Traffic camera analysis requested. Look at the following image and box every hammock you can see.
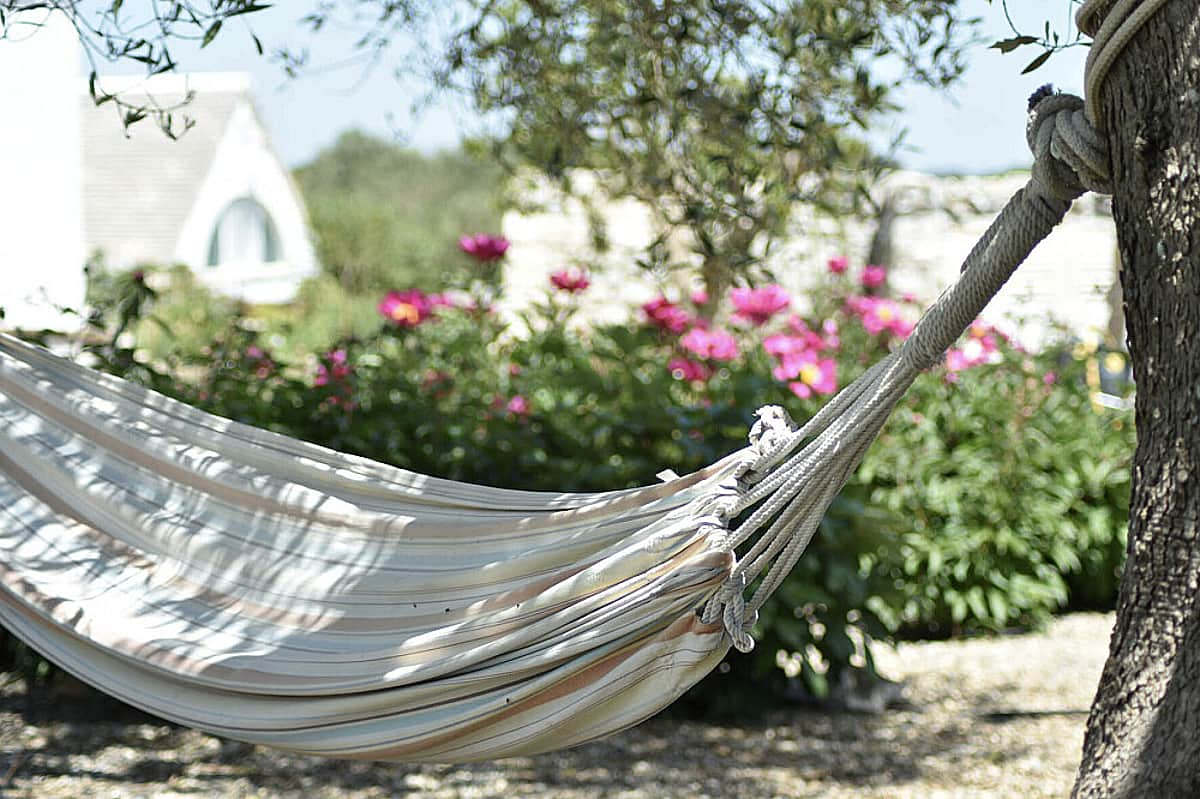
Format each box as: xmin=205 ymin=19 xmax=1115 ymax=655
xmin=0 ymin=0 xmax=1159 ymax=764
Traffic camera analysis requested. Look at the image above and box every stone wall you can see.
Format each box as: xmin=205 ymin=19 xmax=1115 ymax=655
xmin=501 ymin=170 xmax=1120 ymax=347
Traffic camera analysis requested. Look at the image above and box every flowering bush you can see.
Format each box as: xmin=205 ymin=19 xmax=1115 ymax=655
xmin=47 ymin=249 xmax=1131 ymax=709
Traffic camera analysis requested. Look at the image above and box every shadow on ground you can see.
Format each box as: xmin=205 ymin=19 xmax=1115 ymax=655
xmin=0 ymin=675 xmax=1049 ymax=798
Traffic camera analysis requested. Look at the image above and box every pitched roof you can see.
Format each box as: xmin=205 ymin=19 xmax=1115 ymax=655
xmin=81 ymin=74 xmax=248 ymax=267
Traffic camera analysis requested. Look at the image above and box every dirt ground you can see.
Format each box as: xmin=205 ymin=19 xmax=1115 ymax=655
xmin=0 ymin=613 xmax=1113 ymax=799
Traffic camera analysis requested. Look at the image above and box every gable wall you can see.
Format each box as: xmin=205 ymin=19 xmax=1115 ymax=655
xmin=0 ymin=10 xmax=84 ymax=331
xmin=175 ymin=102 xmax=319 ymax=304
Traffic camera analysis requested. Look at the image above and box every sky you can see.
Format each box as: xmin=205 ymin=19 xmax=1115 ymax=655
xmin=81 ymin=0 xmax=1090 ymax=174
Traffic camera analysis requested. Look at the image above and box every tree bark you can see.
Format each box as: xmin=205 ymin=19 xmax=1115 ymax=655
xmin=1073 ymin=2 xmax=1200 ymax=796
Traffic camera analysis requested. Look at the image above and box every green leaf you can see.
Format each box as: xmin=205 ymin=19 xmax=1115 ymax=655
xmin=987 ymin=589 xmax=1009 ymax=625
xmin=202 ymin=20 xmax=222 ymax=48
xmin=966 ymin=586 xmax=988 ymax=622
xmin=1022 ymin=50 xmax=1053 ymax=75
xmin=990 ymin=35 xmax=1039 ymax=54
xmin=226 ymin=3 xmax=273 ymax=17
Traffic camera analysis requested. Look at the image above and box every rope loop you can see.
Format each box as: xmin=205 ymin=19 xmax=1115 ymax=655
xmin=700 ymin=571 xmax=756 ymax=652
xmin=1027 ymin=91 xmax=1112 ymax=201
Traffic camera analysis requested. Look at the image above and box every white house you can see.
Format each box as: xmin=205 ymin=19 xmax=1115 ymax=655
xmin=0 ymin=10 xmax=318 ymax=332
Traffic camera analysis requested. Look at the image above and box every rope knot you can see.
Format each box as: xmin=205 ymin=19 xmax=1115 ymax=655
xmin=735 ymin=405 xmax=799 ymax=482
xmin=1027 ymin=90 xmax=1112 ymax=201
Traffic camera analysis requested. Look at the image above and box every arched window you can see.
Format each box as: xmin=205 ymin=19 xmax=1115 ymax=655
xmin=206 ymin=197 xmax=281 ymax=267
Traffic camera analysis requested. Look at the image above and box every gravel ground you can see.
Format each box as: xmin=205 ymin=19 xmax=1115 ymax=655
xmin=0 ymin=613 xmax=1113 ymax=799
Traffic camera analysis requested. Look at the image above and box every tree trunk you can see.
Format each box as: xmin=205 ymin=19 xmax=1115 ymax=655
xmin=1073 ymin=2 xmax=1200 ymax=796
xmin=698 ymin=253 xmax=733 ymax=320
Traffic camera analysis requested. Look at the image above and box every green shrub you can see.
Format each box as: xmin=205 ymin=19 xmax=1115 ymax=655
xmin=294 ymin=132 xmax=507 ymax=294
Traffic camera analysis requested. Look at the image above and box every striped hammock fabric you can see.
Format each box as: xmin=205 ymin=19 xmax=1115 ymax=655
xmin=0 ymin=332 xmax=745 ymax=762
xmin=0 ymin=85 xmax=1115 ymax=761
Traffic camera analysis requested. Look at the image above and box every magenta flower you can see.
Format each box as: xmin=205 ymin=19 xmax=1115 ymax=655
xmin=506 ymin=394 xmax=530 ymax=416
xmin=379 ymin=289 xmax=433 ymax=328
xmin=784 ymin=356 xmax=838 ymax=399
xmin=642 ymin=296 xmax=693 ymax=333
xmin=668 ymin=357 xmax=711 ymax=383
xmin=315 ymin=349 xmax=351 ymax=387
xmin=860 ymin=265 xmax=887 ymax=289
xmin=690 ymin=288 xmax=709 ymax=307
xmin=458 ymin=233 xmax=511 ymax=262
xmin=1043 ymin=371 xmax=1058 ymax=386
xmin=244 ymin=345 xmax=275 ymax=379
xmin=681 ymin=327 xmax=739 ymax=362
xmin=730 ymin=284 xmax=791 ymax=326
xmin=827 ymin=255 xmax=849 ymax=275
xmin=549 ymin=268 xmax=590 ymax=293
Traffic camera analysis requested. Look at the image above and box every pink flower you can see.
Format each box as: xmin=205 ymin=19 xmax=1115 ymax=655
xmin=458 ymin=233 xmax=510 ymax=262
xmin=763 ymin=328 xmax=811 ymax=357
xmin=378 ymin=289 xmax=432 ymax=328
xmin=642 ymin=296 xmax=693 ymax=333
xmin=315 ymin=349 xmax=351 ymax=387
xmin=860 ymin=265 xmax=887 ymax=289
xmin=668 ymin=357 xmax=710 ymax=383
xmin=783 ymin=357 xmax=838 ymax=399
xmin=690 ymin=288 xmax=709 ymax=307
xmin=783 ymin=316 xmax=828 ymax=351
xmin=549 ymin=268 xmax=590 ymax=293
xmin=821 ymin=318 xmax=841 ymax=351
xmin=945 ymin=322 xmax=1002 ymax=373
xmin=849 ymin=296 xmax=912 ymax=338
xmin=506 ymin=395 xmax=530 ymax=416
xmin=946 ymin=348 xmax=973 ymax=373
xmin=681 ymin=327 xmax=739 ymax=362
xmin=730 ymin=285 xmax=791 ymax=326
xmin=1043 ymin=371 xmax=1058 ymax=386
xmin=827 ymin=255 xmax=849 ymax=275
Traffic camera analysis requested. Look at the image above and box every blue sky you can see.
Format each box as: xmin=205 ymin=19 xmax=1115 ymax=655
xmin=91 ymin=0 xmax=1089 ymax=174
